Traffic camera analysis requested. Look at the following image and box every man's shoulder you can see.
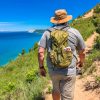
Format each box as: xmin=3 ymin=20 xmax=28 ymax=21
xmin=67 ymin=27 xmax=82 ymax=37
xmin=67 ymin=27 xmax=80 ymax=34
xmin=42 ymin=27 xmax=52 ymax=35
xmin=44 ymin=27 xmax=54 ymax=33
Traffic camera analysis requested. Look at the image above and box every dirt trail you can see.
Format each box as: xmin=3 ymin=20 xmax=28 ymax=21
xmin=85 ymin=32 xmax=99 ymax=53
xmin=74 ymin=32 xmax=99 ymax=100
xmin=83 ymin=9 xmax=94 ymax=19
xmin=44 ymin=32 xmax=99 ymax=100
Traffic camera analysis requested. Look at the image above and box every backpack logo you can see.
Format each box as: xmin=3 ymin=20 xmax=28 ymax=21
xmin=49 ymin=29 xmax=73 ymax=68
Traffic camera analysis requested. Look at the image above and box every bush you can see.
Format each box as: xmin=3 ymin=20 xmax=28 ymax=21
xmin=95 ymin=76 xmax=100 ymax=83
xmin=96 ymin=27 xmax=100 ymax=34
xmin=5 ymin=82 xmax=15 ymax=92
xmin=21 ymin=49 xmax=26 ymax=55
xmin=94 ymin=4 xmax=100 ymax=13
xmin=92 ymin=18 xmax=100 ymax=27
xmin=71 ymin=18 xmax=95 ymax=40
xmin=26 ymin=69 xmax=38 ymax=83
xmin=33 ymin=42 xmax=38 ymax=50
xmin=83 ymin=50 xmax=100 ymax=74
xmin=94 ymin=35 xmax=100 ymax=49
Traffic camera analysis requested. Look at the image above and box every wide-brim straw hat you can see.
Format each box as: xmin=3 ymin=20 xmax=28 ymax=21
xmin=50 ymin=9 xmax=72 ymax=24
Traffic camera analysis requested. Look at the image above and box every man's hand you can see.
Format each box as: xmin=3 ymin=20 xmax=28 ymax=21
xmin=39 ymin=67 xmax=46 ymax=77
xmin=77 ymin=61 xmax=84 ymax=68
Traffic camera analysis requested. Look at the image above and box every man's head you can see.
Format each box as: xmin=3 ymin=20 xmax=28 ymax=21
xmin=50 ymin=9 xmax=72 ymax=24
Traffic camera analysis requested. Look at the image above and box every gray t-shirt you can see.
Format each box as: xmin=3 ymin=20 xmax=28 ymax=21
xmin=38 ymin=25 xmax=85 ymax=75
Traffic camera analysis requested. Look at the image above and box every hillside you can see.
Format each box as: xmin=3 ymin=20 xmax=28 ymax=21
xmin=0 ymin=4 xmax=100 ymax=100
xmin=71 ymin=4 xmax=100 ymax=39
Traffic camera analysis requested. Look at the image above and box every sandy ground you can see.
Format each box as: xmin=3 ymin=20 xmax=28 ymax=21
xmin=74 ymin=32 xmax=100 ymax=100
xmin=44 ymin=32 xmax=100 ymax=100
xmin=83 ymin=9 xmax=94 ymax=19
xmin=85 ymin=32 xmax=99 ymax=53
xmin=74 ymin=76 xmax=100 ymax=100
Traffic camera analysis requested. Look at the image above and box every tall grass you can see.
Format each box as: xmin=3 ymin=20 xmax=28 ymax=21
xmin=71 ymin=17 xmax=96 ymax=40
xmin=83 ymin=35 xmax=100 ymax=74
xmin=0 ymin=44 xmax=49 ymax=100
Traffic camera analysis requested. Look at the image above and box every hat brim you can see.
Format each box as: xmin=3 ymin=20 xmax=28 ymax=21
xmin=50 ymin=15 xmax=72 ymax=24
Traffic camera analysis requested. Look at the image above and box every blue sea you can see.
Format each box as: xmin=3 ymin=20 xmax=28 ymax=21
xmin=0 ymin=31 xmax=42 ymax=66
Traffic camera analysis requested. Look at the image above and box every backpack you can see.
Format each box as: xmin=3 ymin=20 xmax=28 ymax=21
xmin=49 ymin=28 xmax=73 ymax=68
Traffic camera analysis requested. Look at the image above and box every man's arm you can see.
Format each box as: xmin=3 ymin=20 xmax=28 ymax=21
xmin=38 ymin=46 xmax=46 ymax=76
xmin=38 ymin=47 xmax=45 ymax=68
xmin=38 ymin=31 xmax=49 ymax=76
xmin=78 ymin=49 xmax=85 ymax=67
xmin=74 ymin=29 xmax=86 ymax=67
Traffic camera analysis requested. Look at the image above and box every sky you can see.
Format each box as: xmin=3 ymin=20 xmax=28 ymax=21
xmin=0 ymin=0 xmax=100 ymax=31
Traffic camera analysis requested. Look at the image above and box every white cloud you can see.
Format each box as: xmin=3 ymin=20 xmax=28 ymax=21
xmin=0 ymin=22 xmax=16 ymax=26
xmin=0 ymin=22 xmax=50 ymax=32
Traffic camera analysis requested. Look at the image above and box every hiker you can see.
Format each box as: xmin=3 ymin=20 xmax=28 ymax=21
xmin=38 ymin=9 xmax=85 ymax=100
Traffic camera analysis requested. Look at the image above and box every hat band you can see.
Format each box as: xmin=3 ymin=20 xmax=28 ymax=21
xmin=55 ymin=14 xmax=67 ymax=20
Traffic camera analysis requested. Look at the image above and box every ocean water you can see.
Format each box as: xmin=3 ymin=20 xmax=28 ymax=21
xmin=0 ymin=32 xmax=42 ymax=66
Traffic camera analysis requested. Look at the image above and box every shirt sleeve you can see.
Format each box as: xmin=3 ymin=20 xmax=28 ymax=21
xmin=38 ymin=31 xmax=47 ymax=49
xmin=74 ymin=29 xmax=86 ymax=51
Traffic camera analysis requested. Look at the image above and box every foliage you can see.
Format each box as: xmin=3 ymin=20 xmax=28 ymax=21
xmin=96 ymin=27 xmax=100 ymax=34
xmin=83 ymin=34 xmax=100 ymax=74
xmin=95 ymin=76 xmax=100 ymax=83
xmin=92 ymin=18 xmax=100 ymax=27
xmin=92 ymin=17 xmax=100 ymax=34
xmin=33 ymin=42 xmax=38 ymax=50
xmin=47 ymin=86 xmax=52 ymax=94
xmin=94 ymin=4 xmax=100 ymax=13
xmin=92 ymin=4 xmax=100 ymax=34
xmin=94 ymin=35 xmax=100 ymax=49
xmin=71 ymin=17 xmax=95 ymax=40
xmin=21 ymin=49 xmax=26 ymax=55
xmin=83 ymin=50 xmax=100 ymax=74
xmin=0 ymin=44 xmax=48 ymax=100
xmin=25 ymin=69 xmax=38 ymax=83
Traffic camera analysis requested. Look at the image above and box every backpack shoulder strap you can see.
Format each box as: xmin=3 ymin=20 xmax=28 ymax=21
xmin=66 ymin=27 xmax=78 ymax=37
xmin=46 ymin=27 xmax=56 ymax=33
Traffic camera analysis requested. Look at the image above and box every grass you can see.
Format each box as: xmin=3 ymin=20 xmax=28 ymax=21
xmin=71 ymin=17 xmax=96 ymax=40
xmin=0 ymin=45 xmax=49 ymax=100
xmin=83 ymin=35 xmax=100 ymax=74
xmin=83 ymin=49 xmax=100 ymax=74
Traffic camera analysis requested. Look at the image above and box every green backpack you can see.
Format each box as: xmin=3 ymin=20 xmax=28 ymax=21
xmin=49 ymin=29 xmax=73 ymax=68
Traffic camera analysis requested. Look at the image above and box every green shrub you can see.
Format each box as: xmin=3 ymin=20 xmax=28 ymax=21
xmin=83 ymin=50 xmax=100 ymax=74
xmin=92 ymin=18 xmax=100 ymax=27
xmin=47 ymin=86 xmax=52 ymax=94
xmin=21 ymin=49 xmax=26 ymax=55
xmin=0 ymin=41 xmax=49 ymax=100
xmin=95 ymin=76 xmax=100 ymax=83
xmin=96 ymin=27 xmax=100 ymax=34
xmin=94 ymin=35 xmax=100 ymax=49
xmin=5 ymin=82 xmax=15 ymax=92
xmin=71 ymin=18 xmax=95 ymax=40
xmin=26 ymin=69 xmax=38 ymax=83
xmin=94 ymin=4 xmax=100 ymax=13
xmin=33 ymin=42 xmax=38 ymax=50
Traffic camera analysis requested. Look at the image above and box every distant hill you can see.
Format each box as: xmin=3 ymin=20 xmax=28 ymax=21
xmin=70 ymin=3 xmax=100 ymax=40
xmin=34 ymin=29 xmax=45 ymax=33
